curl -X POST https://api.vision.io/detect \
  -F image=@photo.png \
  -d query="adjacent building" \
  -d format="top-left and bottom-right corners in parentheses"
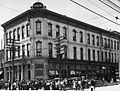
top-left (1, 2), bottom-right (120, 82)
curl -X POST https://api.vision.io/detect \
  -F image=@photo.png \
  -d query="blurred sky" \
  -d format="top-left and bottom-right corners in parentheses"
top-left (0, 0), bottom-right (120, 48)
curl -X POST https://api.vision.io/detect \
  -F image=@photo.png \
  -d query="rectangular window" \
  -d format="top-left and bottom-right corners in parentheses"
top-left (18, 46), bottom-right (20, 58)
top-left (6, 33), bottom-right (8, 44)
top-left (96, 36), bottom-right (99, 46)
top-left (36, 20), bottom-right (41, 34)
top-left (80, 31), bottom-right (83, 43)
top-left (88, 49), bottom-right (91, 61)
top-left (108, 39), bottom-right (110, 48)
top-left (92, 35), bottom-right (95, 45)
top-left (26, 24), bottom-right (30, 37)
top-left (114, 41), bottom-right (116, 50)
top-left (97, 50), bottom-right (99, 61)
top-left (22, 45), bottom-right (25, 58)
top-left (73, 30), bottom-right (76, 42)
top-left (87, 33), bottom-right (90, 44)
top-left (117, 41), bottom-right (119, 50)
top-left (48, 43), bottom-right (53, 58)
top-left (111, 40), bottom-right (113, 49)
top-left (10, 48), bottom-right (12, 60)
top-left (93, 50), bottom-right (95, 61)
top-left (27, 43), bottom-right (30, 57)
top-left (9, 31), bottom-right (12, 42)
top-left (17, 28), bottom-right (20, 41)
top-left (36, 41), bottom-right (42, 56)
top-left (101, 37), bottom-right (103, 47)
top-left (114, 53), bottom-right (116, 63)
top-left (104, 38), bottom-right (107, 48)
top-left (63, 27), bottom-right (67, 39)
top-left (80, 48), bottom-right (83, 60)
top-left (13, 29), bottom-right (16, 39)
top-left (64, 45), bottom-right (67, 59)
top-left (73, 47), bottom-right (77, 59)
top-left (105, 52), bottom-right (107, 62)
top-left (22, 26), bottom-right (25, 39)
top-left (48, 23), bottom-right (52, 37)
top-left (101, 51), bottom-right (103, 62)
top-left (56, 25), bottom-right (60, 38)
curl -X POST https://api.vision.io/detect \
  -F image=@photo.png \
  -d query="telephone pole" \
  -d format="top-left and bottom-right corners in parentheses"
top-left (54, 36), bottom-right (65, 79)
top-left (6, 35), bottom-right (19, 84)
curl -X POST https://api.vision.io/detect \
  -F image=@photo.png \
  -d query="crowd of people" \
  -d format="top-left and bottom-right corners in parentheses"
top-left (0, 76), bottom-right (119, 90)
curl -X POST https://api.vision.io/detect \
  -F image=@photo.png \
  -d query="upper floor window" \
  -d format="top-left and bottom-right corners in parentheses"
top-left (80, 31), bottom-right (83, 43)
top-left (63, 45), bottom-right (67, 59)
top-left (73, 30), bottom-right (77, 42)
top-left (6, 33), bottom-right (8, 44)
top-left (101, 51), bottom-right (104, 62)
top-left (48, 42), bottom-right (53, 58)
top-left (92, 50), bottom-right (95, 61)
top-left (17, 27), bottom-right (20, 41)
top-left (80, 47), bottom-right (83, 60)
top-left (87, 33), bottom-right (90, 44)
top-left (117, 41), bottom-right (119, 50)
top-left (36, 41), bottom-right (42, 56)
top-left (13, 29), bottom-right (16, 39)
top-left (73, 46), bottom-right (77, 59)
top-left (92, 35), bottom-right (95, 45)
top-left (114, 53), bottom-right (116, 63)
top-left (114, 41), bottom-right (116, 50)
top-left (9, 31), bottom-right (12, 42)
top-left (26, 23), bottom-right (30, 37)
top-left (27, 43), bottom-right (30, 57)
top-left (97, 50), bottom-right (99, 61)
top-left (108, 39), bottom-right (110, 48)
top-left (104, 38), bottom-right (107, 48)
top-left (96, 36), bottom-right (99, 46)
top-left (18, 46), bottom-right (20, 58)
top-left (101, 37), bottom-right (103, 47)
top-left (88, 49), bottom-right (91, 61)
top-left (63, 27), bottom-right (67, 39)
top-left (111, 40), bottom-right (113, 49)
top-left (36, 20), bottom-right (41, 34)
top-left (105, 52), bottom-right (107, 62)
top-left (48, 22), bottom-right (52, 37)
top-left (56, 25), bottom-right (60, 38)
top-left (22, 45), bottom-right (25, 58)
top-left (22, 26), bottom-right (25, 39)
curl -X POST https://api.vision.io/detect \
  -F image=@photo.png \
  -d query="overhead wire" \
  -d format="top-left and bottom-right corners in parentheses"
top-left (0, 4), bottom-right (21, 13)
top-left (70, 0), bottom-right (120, 26)
top-left (87, 0), bottom-right (117, 19)
top-left (99, 0), bottom-right (120, 14)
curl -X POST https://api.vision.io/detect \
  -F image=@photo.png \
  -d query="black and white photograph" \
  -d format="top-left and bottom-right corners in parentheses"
top-left (0, 0), bottom-right (120, 90)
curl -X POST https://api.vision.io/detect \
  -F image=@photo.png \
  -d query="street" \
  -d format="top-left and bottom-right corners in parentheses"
top-left (84, 84), bottom-right (120, 91)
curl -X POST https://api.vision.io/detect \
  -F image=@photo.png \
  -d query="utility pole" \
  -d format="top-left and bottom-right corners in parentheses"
top-left (54, 36), bottom-right (65, 79)
top-left (6, 35), bottom-right (19, 85)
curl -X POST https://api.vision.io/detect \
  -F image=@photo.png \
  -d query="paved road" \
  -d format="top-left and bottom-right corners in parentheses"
top-left (84, 84), bottom-right (120, 91)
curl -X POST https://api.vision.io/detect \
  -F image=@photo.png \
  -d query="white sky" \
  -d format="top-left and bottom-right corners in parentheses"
top-left (0, 0), bottom-right (120, 48)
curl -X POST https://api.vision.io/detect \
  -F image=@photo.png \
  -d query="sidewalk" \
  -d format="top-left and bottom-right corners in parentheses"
top-left (84, 84), bottom-right (120, 91)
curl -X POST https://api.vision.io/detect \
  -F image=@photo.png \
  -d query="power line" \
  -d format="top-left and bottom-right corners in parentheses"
top-left (87, 0), bottom-right (117, 19)
top-left (99, 0), bottom-right (120, 14)
top-left (70, 0), bottom-right (120, 26)
top-left (0, 4), bottom-right (21, 13)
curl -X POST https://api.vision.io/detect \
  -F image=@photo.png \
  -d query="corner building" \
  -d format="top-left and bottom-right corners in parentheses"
top-left (1, 2), bottom-right (120, 81)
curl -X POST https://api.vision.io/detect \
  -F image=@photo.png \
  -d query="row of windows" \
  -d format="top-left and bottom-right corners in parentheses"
top-left (72, 30), bottom-right (119, 50)
top-left (73, 46), bottom-right (118, 63)
top-left (101, 37), bottom-right (119, 50)
top-left (6, 23), bottom-right (30, 42)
